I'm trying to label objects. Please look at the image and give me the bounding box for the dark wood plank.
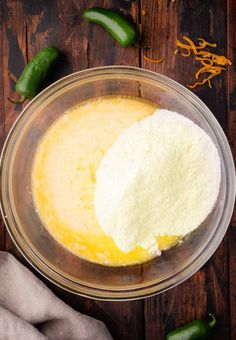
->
[1,1,143,339]
[141,1,230,339]
[0,0,5,251]
[144,271,207,336]
[227,0,236,338]
[0,0,235,339]
[2,0,29,259]
[1,0,29,255]
[52,285,144,340]
[229,228,236,339]
[227,3,236,224]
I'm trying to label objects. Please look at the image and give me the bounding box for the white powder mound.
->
[94,110,221,253]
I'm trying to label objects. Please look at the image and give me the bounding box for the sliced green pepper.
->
[9,46,60,103]
[166,314,216,340]
[83,7,137,47]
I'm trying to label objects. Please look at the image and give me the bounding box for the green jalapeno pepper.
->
[9,46,60,103]
[166,314,216,340]
[83,7,137,47]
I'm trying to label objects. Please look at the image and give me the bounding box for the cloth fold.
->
[0,251,112,340]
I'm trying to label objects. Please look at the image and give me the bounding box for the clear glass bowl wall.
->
[0,67,235,300]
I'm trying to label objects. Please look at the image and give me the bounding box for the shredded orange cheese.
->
[144,56,164,63]
[176,36,231,89]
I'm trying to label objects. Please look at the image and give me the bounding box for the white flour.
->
[94,110,221,253]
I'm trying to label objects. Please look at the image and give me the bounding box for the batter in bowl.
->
[32,96,220,266]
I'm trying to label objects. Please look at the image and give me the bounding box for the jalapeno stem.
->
[208,314,216,328]
[8,94,26,104]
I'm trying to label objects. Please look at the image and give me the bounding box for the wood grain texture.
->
[229,227,236,339]
[227,0,236,338]
[1,0,28,256]
[0,1,143,339]
[141,1,230,339]
[2,0,30,259]
[0,1,235,339]
[0,0,5,250]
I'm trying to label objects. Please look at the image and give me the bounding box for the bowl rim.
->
[1,65,235,300]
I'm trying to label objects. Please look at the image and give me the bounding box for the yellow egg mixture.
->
[32,96,179,266]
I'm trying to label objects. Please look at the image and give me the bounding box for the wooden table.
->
[0,1,235,339]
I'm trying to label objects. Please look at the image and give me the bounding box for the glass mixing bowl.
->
[0,66,235,300]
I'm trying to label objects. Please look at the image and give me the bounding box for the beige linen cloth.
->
[0,251,112,340]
